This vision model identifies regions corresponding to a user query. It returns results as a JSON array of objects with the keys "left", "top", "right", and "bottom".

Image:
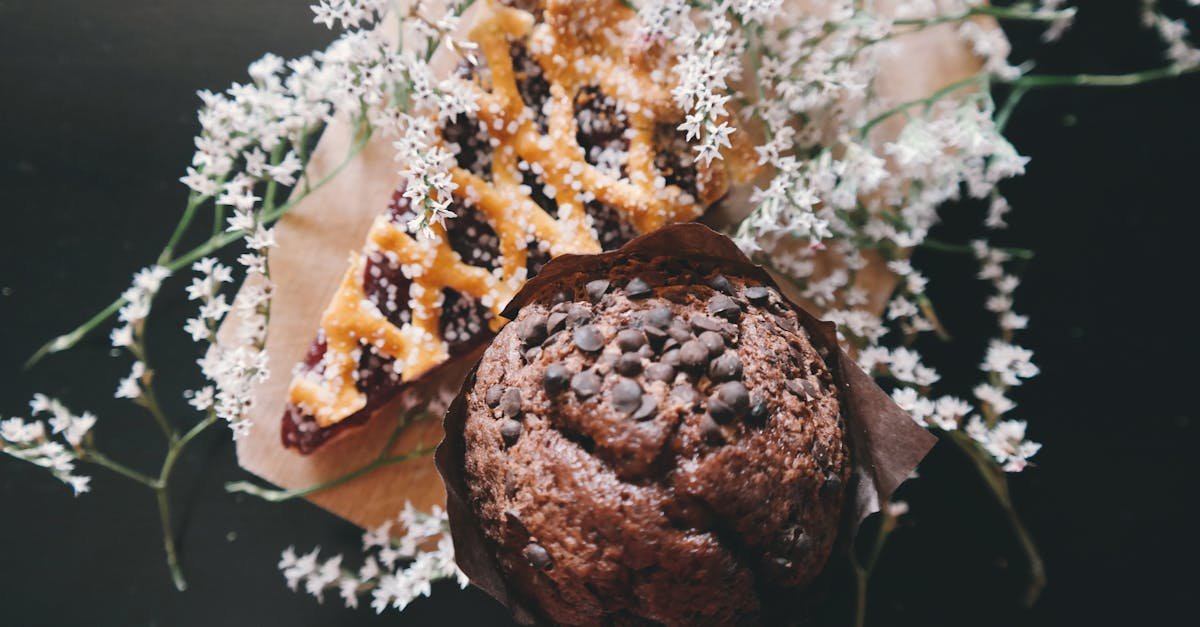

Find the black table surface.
[{"left": 2, "top": 2, "right": 1197, "bottom": 626}]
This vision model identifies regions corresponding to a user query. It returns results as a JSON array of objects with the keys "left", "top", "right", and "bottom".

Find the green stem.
[
  {"left": 79, "top": 448, "right": 159, "bottom": 488},
  {"left": 158, "top": 194, "right": 204, "bottom": 265},
  {"left": 212, "top": 205, "right": 225, "bottom": 239},
  {"left": 915, "top": 293, "right": 952, "bottom": 341},
  {"left": 947, "top": 431, "right": 1045, "bottom": 607},
  {"left": 919, "top": 238, "right": 1035, "bottom": 260},
  {"left": 1008, "top": 64, "right": 1200, "bottom": 89},
  {"left": 994, "top": 85, "right": 1029, "bottom": 133},
  {"left": 995, "top": 64, "right": 1200, "bottom": 133},
  {"left": 851, "top": 509, "right": 897, "bottom": 627},
  {"left": 860, "top": 73, "right": 987, "bottom": 138},
  {"left": 262, "top": 144, "right": 285, "bottom": 211},
  {"left": 24, "top": 123, "right": 372, "bottom": 367},
  {"left": 24, "top": 300, "right": 123, "bottom": 368},
  {"left": 226, "top": 444, "right": 434, "bottom": 503},
  {"left": 137, "top": 385, "right": 178, "bottom": 442},
  {"left": 156, "top": 486, "right": 187, "bottom": 591},
  {"left": 154, "top": 413, "right": 218, "bottom": 592},
  {"left": 895, "top": 4, "right": 1075, "bottom": 28}
]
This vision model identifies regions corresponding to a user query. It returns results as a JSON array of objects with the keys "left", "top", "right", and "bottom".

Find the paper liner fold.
[{"left": 435, "top": 223, "right": 936, "bottom": 623}]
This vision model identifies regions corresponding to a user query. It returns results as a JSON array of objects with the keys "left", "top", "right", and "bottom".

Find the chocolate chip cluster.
[
  {"left": 483, "top": 271, "right": 792, "bottom": 459},
  {"left": 462, "top": 259, "right": 851, "bottom": 625}
]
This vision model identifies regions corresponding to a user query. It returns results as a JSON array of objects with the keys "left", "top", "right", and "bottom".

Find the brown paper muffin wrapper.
[{"left": 435, "top": 223, "right": 936, "bottom": 623}]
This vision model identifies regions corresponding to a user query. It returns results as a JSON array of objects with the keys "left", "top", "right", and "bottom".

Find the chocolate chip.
[
  {"left": 821, "top": 472, "right": 843, "bottom": 498},
  {"left": 690, "top": 315, "right": 724, "bottom": 334},
  {"left": 786, "top": 378, "right": 817, "bottom": 399},
  {"left": 638, "top": 344, "right": 655, "bottom": 358},
  {"left": 505, "top": 509, "right": 528, "bottom": 535},
  {"left": 708, "top": 352, "right": 743, "bottom": 381},
  {"left": 661, "top": 348, "right": 681, "bottom": 366},
  {"left": 700, "top": 414, "right": 724, "bottom": 444},
  {"left": 523, "top": 543, "right": 552, "bottom": 570},
  {"left": 698, "top": 331, "right": 725, "bottom": 356},
  {"left": 679, "top": 340, "right": 709, "bottom": 370},
  {"left": 708, "top": 397, "right": 735, "bottom": 423},
  {"left": 500, "top": 419, "right": 522, "bottom": 446},
  {"left": 773, "top": 315, "right": 797, "bottom": 332},
  {"left": 745, "top": 286, "right": 770, "bottom": 304},
  {"left": 668, "top": 323, "right": 694, "bottom": 344},
  {"left": 485, "top": 385, "right": 504, "bottom": 407},
  {"left": 708, "top": 274, "right": 733, "bottom": 295},
  {"left": 748, "top": 396, "right": 769, "bottom": 424},
  {"left": 571, "top": 370, "right": 602, "bottom": 397},
  {"left": 541, "top": 330, "right": 566, "bottom": 348},
  {"left": 550, "top": 290, "right": 571, "bottom": 304},
  {"left": 643, "top": 324, "right": 668, "bottom": 347},
  {"left": 518, "top": 314, "right": 548, "bottom": 346},
  {"left": 573, "top": 324, "right": 604, "bottom": 352},
  {"left": 611, "top": 378, "right": 643, "bottom": 414},
  {"left": 646, "top": 363, "right": 676, "bottom": 382},
  {"left": 523, "top": 346, "right": 542, "bottom": 362},
  {"left": 716, "top": 381, "right": 750, "bottom": 415},
  {"left": 625, "top": 277, "right": 651, "bottom": 299},
  {"left": 544, "top": 363, "right": 570, "bottom": 394},
  {"left": 616, "top": 329, "right": 646, "bottom": 352},
  {"left": 615, "top": 353, "right": 643, "bottom": 376},
  {"left": 708, "top": 295, "right": 742, "bottom": 321},
  {"left": 671, "top": 384, "right": 698, "bottom": 405},
  {"left": 633, "top": 396, "right": 658, "bottom": 421},
  {"left": 710, "top": 382, "right": 749, "bottom": 422},
  {"left": 499, "top": 388, "right": 523, "bottom": 418},
  {"left": 546, "top": 312, "right": 568, "bottom": 335},
  {"left": 566, "top": 304, "right": 592, "bottom": 327},
  {"left": 585, "top": 278, "right": 610, "bottom": 301},
  {"left": 645, "top": 306, "right": 673, "bottom": 329}
]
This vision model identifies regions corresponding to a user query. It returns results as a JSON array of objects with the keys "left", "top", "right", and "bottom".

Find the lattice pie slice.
[{"left": 283, "top": 0, "right": 754, "bottom": 452}]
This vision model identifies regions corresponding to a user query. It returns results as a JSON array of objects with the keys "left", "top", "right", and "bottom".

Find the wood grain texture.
[{"left": 233, "top": 1, "right": 989, "bottom": 530}]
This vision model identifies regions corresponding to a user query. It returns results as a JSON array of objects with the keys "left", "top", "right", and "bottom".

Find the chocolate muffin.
[{"left": 460, "top": 258, "right": 852, "bottom": 625}]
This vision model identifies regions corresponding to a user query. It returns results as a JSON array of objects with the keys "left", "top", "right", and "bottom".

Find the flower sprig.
[
  {"left": 278, "top": 503, "right": 468, "bottom": 612},
  {"left": 1, "top": 396, "right": 97, "bottom": 496}
]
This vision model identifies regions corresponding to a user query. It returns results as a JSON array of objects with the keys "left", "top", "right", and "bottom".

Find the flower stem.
[
  {"left": 226, "top": 443, "right": 435, "bottom": 503},
  {"left": 859, "top": 73, "right": 987, "bottom": 138},
  {"left": 156, "top": 485, "right": 187, "bottom": 591},
  {"left": 919, "top": 238, "right": 1034, "bottom": 260},
  {"left": 994, "top": 64, "right": 1200, "bottom": 131},
  {"left": 24, "top": 123, "right": 372, "bottom": 367},
  {"left": 158, "top": 193, "right": 204, "bottom": 265},
  {"left": 79, "top": 448, "right": 159, "bottom": 488},
  {"left": 895, "top": 4, "right": 1076, "bottom": 28},
  {"left": 947, "top": 431, "right": 1045, "bottom": 607},
  {"left": 1009, "top": 64, "right": 1200, "bottom": 89},
  {"left": 851, "top": 508, "right": 899, "bottom": 627},
  {"left": 915, "top": 293, "right": 952, "bottom": 341},
  {"left": 136, "top": 384, "right": 178, "bottom": 443},
  {"left": 152, "top": 413, "right": 218, "bottom": 592}
]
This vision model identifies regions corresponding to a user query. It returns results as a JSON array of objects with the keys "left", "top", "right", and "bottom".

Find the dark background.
[{"left": 1, "top": 1, "right": 1197, "bottom": 625}]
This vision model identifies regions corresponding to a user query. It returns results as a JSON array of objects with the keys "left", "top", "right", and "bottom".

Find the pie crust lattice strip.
[{"left": 283, "top": 0, "right": 754, "bottom": 452}]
